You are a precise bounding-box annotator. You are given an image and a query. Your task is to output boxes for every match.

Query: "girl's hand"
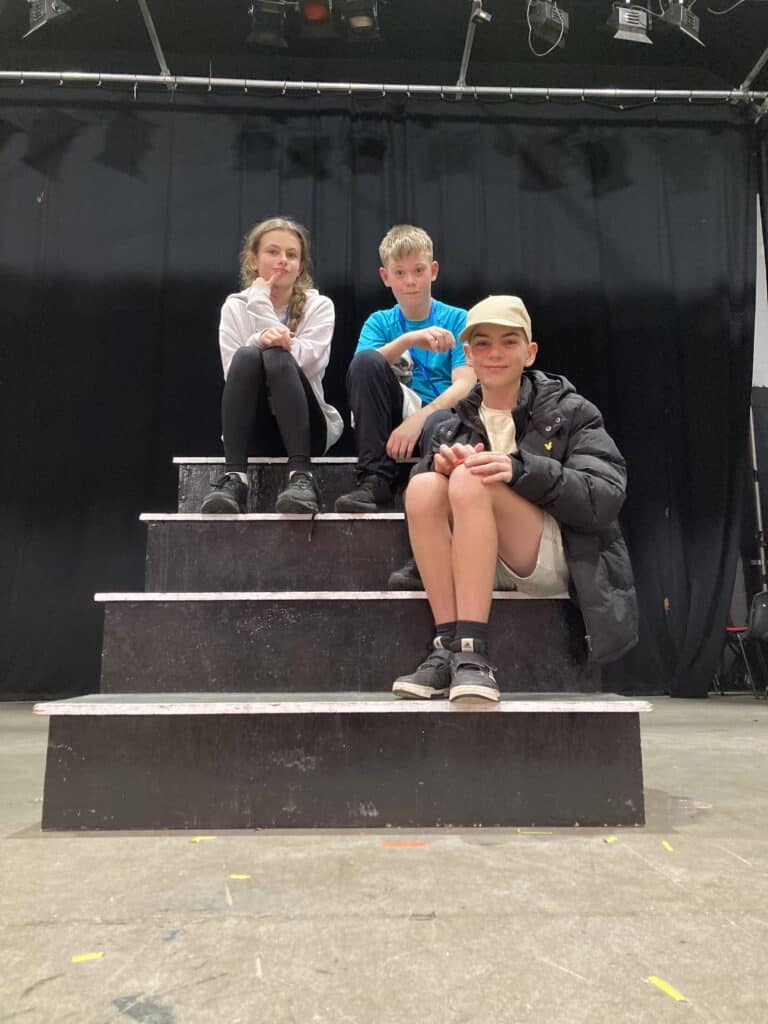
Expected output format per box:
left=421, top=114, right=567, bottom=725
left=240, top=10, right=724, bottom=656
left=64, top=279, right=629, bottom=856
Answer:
left=434, top=442, right=484, bottom=477
left=463, top=450, right=515, bottom=485
left=260, top=325, right=293, bottom=351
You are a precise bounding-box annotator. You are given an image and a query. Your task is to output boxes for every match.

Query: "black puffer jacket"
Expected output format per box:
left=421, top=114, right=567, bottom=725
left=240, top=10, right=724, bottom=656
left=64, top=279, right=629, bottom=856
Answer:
left=414, top=371, right=638, bottom=664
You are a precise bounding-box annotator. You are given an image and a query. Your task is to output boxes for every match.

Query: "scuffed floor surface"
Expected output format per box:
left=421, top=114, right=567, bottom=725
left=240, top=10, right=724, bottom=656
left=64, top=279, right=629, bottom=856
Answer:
left=0, top=696, right=766, bottom=1023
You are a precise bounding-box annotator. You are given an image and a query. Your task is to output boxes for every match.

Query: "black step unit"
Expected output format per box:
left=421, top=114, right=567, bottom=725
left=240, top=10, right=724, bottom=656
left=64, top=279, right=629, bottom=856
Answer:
left=176, top=457, right=413, bottom=514
left=35, top=692, right=649, bottom=830
left=143, top=514, right=411, bottom=592
left=96, top=592, right=597, bottom=694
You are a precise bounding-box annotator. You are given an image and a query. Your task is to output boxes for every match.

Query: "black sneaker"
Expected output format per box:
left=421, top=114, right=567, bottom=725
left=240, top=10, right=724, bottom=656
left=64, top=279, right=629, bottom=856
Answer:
left=200, top=473, right=248, bottom=514
left=388, top=556, right=423, bottom=590
left=334, top=474, right=392, bottom=513
left=392, top=638, right=452, bottom=699
left=448, top=638, right=500, bottom=704
left=275, top=471, right=319, bottom=514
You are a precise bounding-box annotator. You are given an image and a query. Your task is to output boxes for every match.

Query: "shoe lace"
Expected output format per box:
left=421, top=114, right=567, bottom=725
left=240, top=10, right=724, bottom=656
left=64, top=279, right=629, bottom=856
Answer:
left=290, top=472, right=314, bottom=492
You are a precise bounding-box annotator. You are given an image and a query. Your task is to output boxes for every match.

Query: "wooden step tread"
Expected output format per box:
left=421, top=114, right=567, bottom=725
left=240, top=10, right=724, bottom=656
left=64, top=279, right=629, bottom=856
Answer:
left=35, top=692, right=652, bottom=716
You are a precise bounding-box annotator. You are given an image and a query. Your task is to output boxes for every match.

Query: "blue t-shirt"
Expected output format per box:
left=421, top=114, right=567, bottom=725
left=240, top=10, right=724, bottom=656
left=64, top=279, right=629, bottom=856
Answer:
left=355, top=300, right=468, bottom=406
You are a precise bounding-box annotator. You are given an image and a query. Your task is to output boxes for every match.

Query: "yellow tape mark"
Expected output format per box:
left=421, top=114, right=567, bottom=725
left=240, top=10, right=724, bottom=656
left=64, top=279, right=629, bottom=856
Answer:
left=229, top=874, right=251, bottom=880
left=71, top=952, right=104, bottom=963
left=224, top=884, right=233, bottom=907
left=255, top=955, right=263, bottom=979
left=662, top=840, right=674, bottom=852
left=603, top=836, right=619, bottom=844
left=647, top=976, right=686, bottom=1002
left=517, top=829, right=553, bottom=835
left=189, top=835, right=217, bottom=843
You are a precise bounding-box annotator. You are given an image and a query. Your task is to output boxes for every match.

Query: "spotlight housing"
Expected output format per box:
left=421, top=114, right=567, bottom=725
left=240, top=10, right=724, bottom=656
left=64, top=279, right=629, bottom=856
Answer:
left=299, top=0, right=336, bottom=38
left=23, top=0, right=71, bottom=38
left=659, top=0, right=704, bottom=46
left=606, top=2, right=653, bottom=44
left=527, top=1, right=569, bottom=50
left=247, top=0, right=295, bottom=47
left=338, top=0, right=380, bottom=39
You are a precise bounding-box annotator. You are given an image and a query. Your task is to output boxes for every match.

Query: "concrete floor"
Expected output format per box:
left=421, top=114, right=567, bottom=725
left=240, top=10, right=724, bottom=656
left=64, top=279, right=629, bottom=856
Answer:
left=0, top=697, right=767, bottom=1024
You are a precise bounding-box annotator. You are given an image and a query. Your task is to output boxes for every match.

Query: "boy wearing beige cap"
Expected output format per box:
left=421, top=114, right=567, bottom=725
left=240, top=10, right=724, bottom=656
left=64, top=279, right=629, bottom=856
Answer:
left=392, top=294, right=637, bottom=704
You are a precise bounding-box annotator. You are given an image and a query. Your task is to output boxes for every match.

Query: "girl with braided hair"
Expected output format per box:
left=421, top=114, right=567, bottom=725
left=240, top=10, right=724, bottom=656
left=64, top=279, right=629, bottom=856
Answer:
left=202, top=217, right=342, bottom=514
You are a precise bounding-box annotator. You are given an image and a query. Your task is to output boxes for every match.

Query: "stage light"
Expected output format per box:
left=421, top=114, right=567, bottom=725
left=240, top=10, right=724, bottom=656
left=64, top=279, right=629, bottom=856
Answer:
left=659, top=0, right=704, bottom=46
left=299, top=0, right=336, bottom=38
left=471, top=3, right=492, bottom=24
left=606, top=2, right=653, bottom=44
left=23, top=0, right=71, bottom=38
left=526, top=1, right=569, bottom=51
left=338, top=0, right=380, bottom=39
left=247, top=0, right=295, bottom=47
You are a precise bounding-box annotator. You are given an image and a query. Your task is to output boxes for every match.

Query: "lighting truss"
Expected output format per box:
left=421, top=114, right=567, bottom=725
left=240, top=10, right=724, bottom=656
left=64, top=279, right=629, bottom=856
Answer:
left=527, top=1, right=569, bottom=53
left=23, top=0, right=71, bottom=38
left=606, top=2, right=653, bottom=43
left=659, top=0, right=704, bottom=46
left=247, top=0, right=296, bottom=47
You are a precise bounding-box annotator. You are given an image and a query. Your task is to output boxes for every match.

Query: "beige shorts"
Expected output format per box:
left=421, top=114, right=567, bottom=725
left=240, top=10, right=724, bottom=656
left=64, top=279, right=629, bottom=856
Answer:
left=494, top=512, right=570, bottom=598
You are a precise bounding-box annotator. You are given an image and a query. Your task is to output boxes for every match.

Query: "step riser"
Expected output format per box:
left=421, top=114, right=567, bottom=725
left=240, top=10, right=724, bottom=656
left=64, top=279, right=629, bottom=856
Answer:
left=99, top=599, right=598, bottom=694
left=41, top=712, right=643, bottom=829
left=179, top=464, right=408, bottom=514
left=145, top=520, right=411, bottom=592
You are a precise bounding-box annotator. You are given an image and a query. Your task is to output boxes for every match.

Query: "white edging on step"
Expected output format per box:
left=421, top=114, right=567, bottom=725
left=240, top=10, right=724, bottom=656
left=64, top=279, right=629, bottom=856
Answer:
left=139, top=513, right=406, bottom=522
left=174, top=456, right=416, bottom=465
left=94, top=591, right=567, bottom=602
left=34, top=692, right=652, bottom=716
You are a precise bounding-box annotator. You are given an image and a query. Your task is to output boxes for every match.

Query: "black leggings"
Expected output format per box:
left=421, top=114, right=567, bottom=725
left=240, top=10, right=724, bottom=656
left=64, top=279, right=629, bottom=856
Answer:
left=222, top=346, right=327, bottom=474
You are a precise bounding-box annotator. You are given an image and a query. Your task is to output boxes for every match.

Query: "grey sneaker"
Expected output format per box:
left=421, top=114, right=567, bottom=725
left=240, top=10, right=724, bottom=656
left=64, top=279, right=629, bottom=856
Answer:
left=392, top=638, right=452, bottom=699
left=388, top=556, right=423, bottom=590
left=276, top=471, right=319, bottom=514
left=201, top=473, right=248, bottom=514
left=448, top=638, right=500, bottom=704
left=334, top=474, right=393, bottom=513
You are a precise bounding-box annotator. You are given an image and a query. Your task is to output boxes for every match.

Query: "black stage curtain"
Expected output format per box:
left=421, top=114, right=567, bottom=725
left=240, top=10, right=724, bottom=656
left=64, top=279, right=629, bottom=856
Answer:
left=0, top=91, right=756, bottom=698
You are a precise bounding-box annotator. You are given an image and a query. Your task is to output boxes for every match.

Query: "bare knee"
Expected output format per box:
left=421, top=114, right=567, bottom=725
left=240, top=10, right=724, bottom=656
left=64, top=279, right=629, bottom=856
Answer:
left=405, top=472, right=449, bottom=518
left=448, top=464, right=490, bottom=509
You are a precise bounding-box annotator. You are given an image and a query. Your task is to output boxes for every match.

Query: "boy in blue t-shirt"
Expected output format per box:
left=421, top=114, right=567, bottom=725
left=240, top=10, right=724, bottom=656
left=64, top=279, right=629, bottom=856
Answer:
left=335, top=225, right=474, bottom=513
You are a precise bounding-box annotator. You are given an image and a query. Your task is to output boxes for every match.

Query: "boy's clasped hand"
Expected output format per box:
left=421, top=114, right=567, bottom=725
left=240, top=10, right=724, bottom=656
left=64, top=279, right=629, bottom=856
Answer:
left=434, top=442, right=515, bottom=484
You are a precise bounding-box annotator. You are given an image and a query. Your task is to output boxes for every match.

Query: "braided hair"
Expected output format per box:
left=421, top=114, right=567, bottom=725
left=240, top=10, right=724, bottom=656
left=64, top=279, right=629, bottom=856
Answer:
left=239, top=217, right=314, bottom=333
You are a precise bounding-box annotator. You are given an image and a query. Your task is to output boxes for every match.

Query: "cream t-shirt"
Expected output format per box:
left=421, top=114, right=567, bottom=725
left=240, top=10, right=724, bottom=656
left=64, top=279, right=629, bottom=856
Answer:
left=479, top=402, right=518, bottom=454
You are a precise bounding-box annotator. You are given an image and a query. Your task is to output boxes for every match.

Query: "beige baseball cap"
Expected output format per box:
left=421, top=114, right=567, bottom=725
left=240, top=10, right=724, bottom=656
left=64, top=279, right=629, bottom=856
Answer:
left=459, top=295, right=532, bottom=343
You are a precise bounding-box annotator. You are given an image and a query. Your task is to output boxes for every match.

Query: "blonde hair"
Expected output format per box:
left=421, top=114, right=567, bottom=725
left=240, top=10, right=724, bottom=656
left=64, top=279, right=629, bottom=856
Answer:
left=378, top=224, right=434, bottom=266
left=239, top=216, right=314, bottom=333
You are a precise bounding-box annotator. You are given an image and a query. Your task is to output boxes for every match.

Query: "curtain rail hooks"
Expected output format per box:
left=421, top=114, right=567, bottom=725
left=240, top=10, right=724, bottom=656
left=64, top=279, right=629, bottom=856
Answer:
left=509, top=87, right=514, bottom=101
left=282, top=80, right=288, bottom=96
left=243, top=79, right=248, bottom=95
left=58, top=74, right=64, bottom=86
left=208, top=64, right=212, bottom=93
left=133, top=79, right=138, bottom=101
left=581, top=88, right=585, bottom=102
left=97, top=72, right=103, bottom=88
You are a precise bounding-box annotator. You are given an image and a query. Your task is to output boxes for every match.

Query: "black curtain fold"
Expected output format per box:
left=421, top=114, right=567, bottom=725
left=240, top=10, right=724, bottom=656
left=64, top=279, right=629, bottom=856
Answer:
left=0, top=90, right=757, bottom=698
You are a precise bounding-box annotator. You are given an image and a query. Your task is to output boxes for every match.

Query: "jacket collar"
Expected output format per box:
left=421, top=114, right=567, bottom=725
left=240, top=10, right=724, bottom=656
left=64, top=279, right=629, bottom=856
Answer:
left=456, top=373, right=536, bottom=436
